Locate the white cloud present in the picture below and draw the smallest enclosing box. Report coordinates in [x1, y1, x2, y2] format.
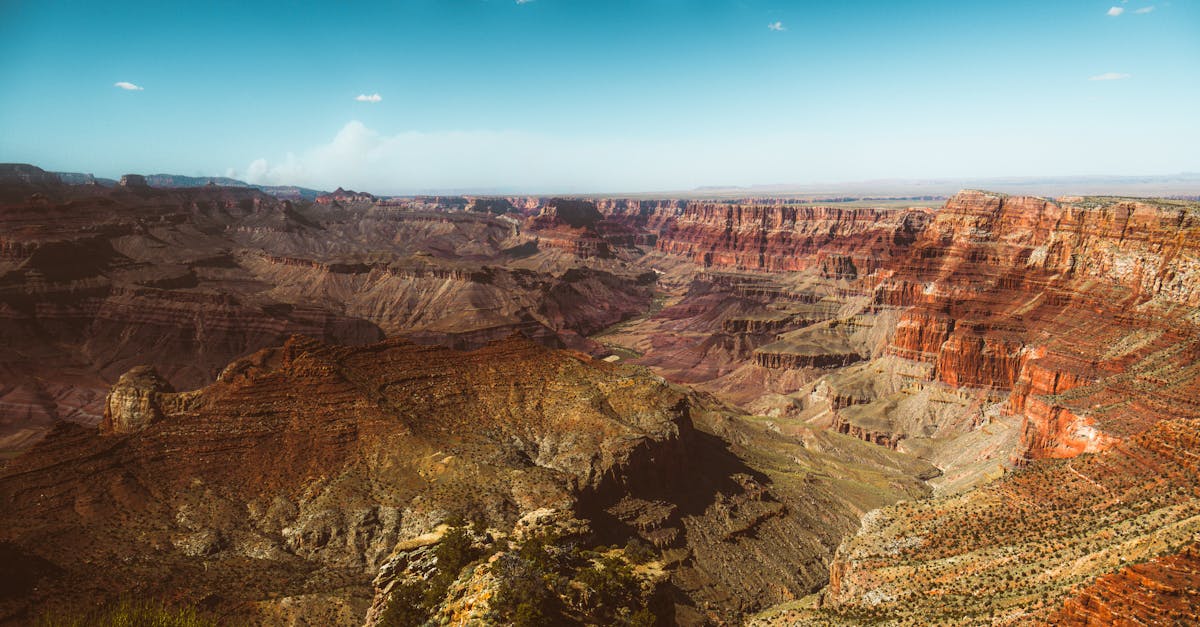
[355, 93, 383, 103]
[768, 21, 785, 31]
[1107, 6, 1125, 15]
[231, 120, 1200, 194]
[1089, 72, 1132, 81]
[516, 0, 534, 4]
[237, 120, 847, 193]
[1134, 6, 1154, 13]
[114, 81, 144, 91]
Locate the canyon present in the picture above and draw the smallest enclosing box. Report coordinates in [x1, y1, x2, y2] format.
[1, 164, 1198, 625]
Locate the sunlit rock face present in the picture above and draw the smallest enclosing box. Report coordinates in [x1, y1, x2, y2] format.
[99, 366, 173, 434]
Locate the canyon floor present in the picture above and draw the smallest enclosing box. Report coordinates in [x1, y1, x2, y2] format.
[1, 165, 1198, 625]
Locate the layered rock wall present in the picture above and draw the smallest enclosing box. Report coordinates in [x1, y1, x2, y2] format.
[650, 204, 931, 272]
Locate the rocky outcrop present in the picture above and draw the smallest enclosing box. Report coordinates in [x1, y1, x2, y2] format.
[118, 174, 148, 187]
[935, 334, 1025, 389]
[465, 196, 515, 215]
[526, 199, 619, 258]
[362, 509, 674, 626]
[831, 413, 902, 449]
[532, 198, 603, 228]
[754, 350, 863, 370]
[99, 366, 173, 434]
[888, 310, 955, 362]
[818, 253, 858, 279]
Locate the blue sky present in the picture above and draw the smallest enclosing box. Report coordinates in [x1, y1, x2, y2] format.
[1, 0, 1197, 193]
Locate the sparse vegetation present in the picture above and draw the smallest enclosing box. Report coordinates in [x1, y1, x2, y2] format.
[35, 598, 220, 627]
[487, 531, 668, 626]
[764, 417, 1200, 625]
[379, 524, 486, 627]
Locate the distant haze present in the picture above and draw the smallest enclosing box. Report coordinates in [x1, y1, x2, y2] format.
[2, 1, 1197, 194]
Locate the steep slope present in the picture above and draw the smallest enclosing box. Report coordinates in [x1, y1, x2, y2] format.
[753, 417, 1200, 625]
[0, 336, 685, 623]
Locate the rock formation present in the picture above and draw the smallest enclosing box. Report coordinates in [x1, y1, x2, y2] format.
[626, 202, 932, 272]
[118, 173, 148, 187]
[99, 366, 173, 434]
[315, 186, 376, 204]
[523, 198, 649, 259]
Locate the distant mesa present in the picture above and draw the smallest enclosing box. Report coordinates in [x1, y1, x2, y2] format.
[119, 174, 148, 188]
[526, 198, 610, 258]
[55, 171, 116, 186]
[316, 186, 376, 204]
[0, 163, 62, 186]
[47, 167, 328, 200]
[536, 198, 603, 228]
[466, 196, 517, 215]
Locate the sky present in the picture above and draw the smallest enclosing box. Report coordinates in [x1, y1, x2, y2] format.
[1, 0, 1197, 194]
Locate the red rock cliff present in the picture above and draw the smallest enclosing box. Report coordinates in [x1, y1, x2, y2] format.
[877, 191, 1200, 458]
[644, 203, 931, 272]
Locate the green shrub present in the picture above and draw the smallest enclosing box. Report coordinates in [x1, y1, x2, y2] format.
[378, 579, 428, 627]
[488, 547, 561, 625]
[577, 555, 642, 618]
[381, 524, 486, 626]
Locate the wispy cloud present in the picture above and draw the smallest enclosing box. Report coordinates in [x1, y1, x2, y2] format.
[1107, 6, 1125, 15]
[114, 81, 144, 91]
[1134, 6, 1154, 13]
[232, 119, 1198, 194]
[355, 93, 383, 103]
[767, 21, 785, 31]
[1089, 72, 1132, 81]
[237, 120, 817, 193]
[516, 0, 534, 4]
